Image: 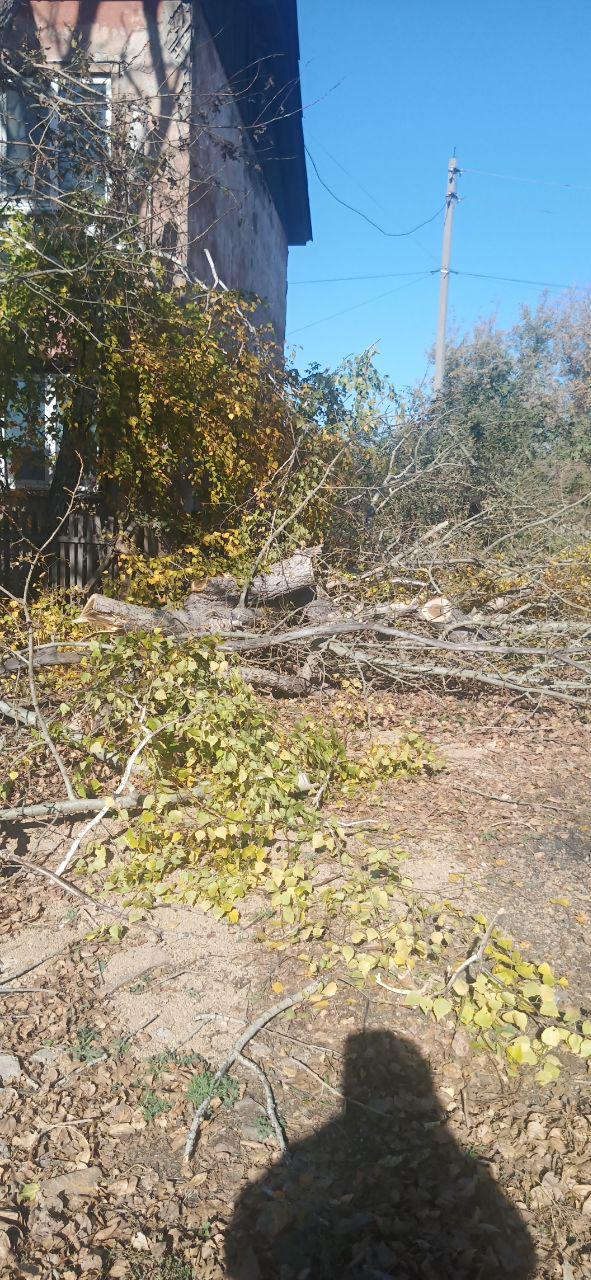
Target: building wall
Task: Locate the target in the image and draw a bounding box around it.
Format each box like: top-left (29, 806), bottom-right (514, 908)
top-left (189, 1), bottom-right (288, 342)
top-left (11, 0), bottom-right (289, 340)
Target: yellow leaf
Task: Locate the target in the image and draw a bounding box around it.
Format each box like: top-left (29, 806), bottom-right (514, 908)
top-left (473, 1007), bottom-right (494, 1029)
top-left (507, 1035), bottom-right (537, 1066)
top-left (323, 982), bottom-right (338, 998)
top-left (271, 981), bottom-right (284, 995)
top-left (432, 997), bottom-right (452, 1022)
top-left (541, 1026), bottom-right (562, 1048)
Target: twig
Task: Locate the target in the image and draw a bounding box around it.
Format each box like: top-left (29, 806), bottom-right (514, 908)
top-left (55, 1014), bottom-right (160, 1087)
top-left (440, 909), bottom-right (505, 994)
top-left (0, 947), bottom-right (70, 984)
top-left (56, 720), bottom-right (175, 877)
top-left (32, 1115), bottom-right (101, 1153)
top-left (376, 973), bottom-right (429, 996)
top-left (256, 1046), bottom-right (388, 1117)
top-left (236, 1051), bottom-right (287, 1154)
top-left (0, 987), bottom-right (63, 996)
top-left (450, 783), bottom-right (582, 815)
top-left (2, 851), bottom-right (124, 918)
top-left (183, 979), bottom-right (321, 1159)
top-left (18, 465), bottom-right (85, 802)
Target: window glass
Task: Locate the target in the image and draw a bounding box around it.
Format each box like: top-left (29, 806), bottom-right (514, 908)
top-left (0, 87), bottom-right (39, 199)
top-left (1, 381), bottom-right (55, 490)
top-left (56, 76), bottom-right (111, 197)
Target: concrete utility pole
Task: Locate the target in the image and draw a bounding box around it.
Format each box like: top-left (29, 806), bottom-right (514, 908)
top-left (434, 155), bottom-right (460, 393)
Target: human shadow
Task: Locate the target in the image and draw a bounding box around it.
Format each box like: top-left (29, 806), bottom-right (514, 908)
top-left (225, 1030), bottom-right (536, 1280)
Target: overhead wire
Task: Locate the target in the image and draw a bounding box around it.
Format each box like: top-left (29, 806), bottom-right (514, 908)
top-left (291, 269), bottom-right (438, 285)
top-left (306, 129), bottom-right (389, 213)
top-left (287, 272), bottom-right (434, 337)
top-left (305, 146), bottom-right (446, 239)
top-left (452, 269), bottom-right (590, 292)
top-left (290, 268), bottom-right (589, 291)
top-left (461, 167), bottom-right (590, 193)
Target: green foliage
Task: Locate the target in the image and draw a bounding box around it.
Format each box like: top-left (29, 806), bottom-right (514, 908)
top-left (128, 1261), bottom-right (194, 1280)
top-left (60, 632), bottom-right (439, 922)
top-left (72, 1024), bottom-right (103, 1062)
top-left (186, 1069), bottom-right (239, 1110)
top-left (140, 1090), bottom-right (174, 1124)
top-left (0, 224), bottom-right (294, 529)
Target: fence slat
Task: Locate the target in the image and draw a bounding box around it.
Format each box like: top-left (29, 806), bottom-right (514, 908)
top-left (0, 495), bottom-right (148, 593)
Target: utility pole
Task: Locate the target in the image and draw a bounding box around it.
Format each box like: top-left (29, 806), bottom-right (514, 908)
top-left (434, 155), bottom-right (459, 393)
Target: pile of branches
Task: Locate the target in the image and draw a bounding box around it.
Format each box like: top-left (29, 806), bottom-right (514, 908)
top-left (37, 544), bottom-right (591, 710)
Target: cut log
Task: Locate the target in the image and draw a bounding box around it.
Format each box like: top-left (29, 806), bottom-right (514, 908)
top-left (247, 547), bottom-right (321, 606)
top-left (78, 548), bottom-right (321, 634)
top-left (79, 578), bottom-right (254, 636)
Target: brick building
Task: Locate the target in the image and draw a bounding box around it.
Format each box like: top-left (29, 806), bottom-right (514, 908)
top-left (1, 0), bottom-right (312, 341)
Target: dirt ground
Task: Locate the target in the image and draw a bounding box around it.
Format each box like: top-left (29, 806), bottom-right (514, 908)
top-left (0, 691), bottom-right (590, 1279)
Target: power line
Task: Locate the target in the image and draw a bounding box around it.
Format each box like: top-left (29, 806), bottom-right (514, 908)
top-left (306, 130), bottom-right (389, 214)
top-left (453, 269), bottom-right (591, 292)
top-left (290, 267), bottom-right (589, 292)
top-left (462, 167), bottom-right (591, 193)
top-left (291, 269), bottom-right (438, 285)
top-left (305, 146), bottom-right (446, 238)
top-left (287, 273), bottom-right (433, 337)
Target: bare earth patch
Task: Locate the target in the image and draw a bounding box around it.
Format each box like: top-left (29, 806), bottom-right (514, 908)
top-left (0, 692), bottom-right (590, 1278)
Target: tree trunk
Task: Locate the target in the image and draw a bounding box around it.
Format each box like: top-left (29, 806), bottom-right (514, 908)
top-left (247, 547), bottom-right (320, 605)
top-left (79, 581), bottom-right (254, 635)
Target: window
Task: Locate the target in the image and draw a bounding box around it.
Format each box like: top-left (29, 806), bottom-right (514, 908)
top-left (1, 381), bottom-right (57, 491)
top-left (56, 74), bottom-right (111, 199)
top-left (0, 87), bottom-right (41, 205)
top-left (0, 73), bottom-right (112, 207)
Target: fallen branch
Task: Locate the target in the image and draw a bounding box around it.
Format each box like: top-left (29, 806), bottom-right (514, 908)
top-left (2, 851), bottom-right (125, 918)
top-left (0, 792), bottom-right (143, 824)
top-left (236, 1051), bottom-right (287, 1154)
top-left (1, 643), bottom-right (95, 674)
top-left (2, 645), bottom-right (309, 698)
top-left (183, 979), bottom-right (321, 1160)
top-left (0, 698), bottom-right (36, 727)
top-left (247, 547), bottom-right (320, 606)
top-left (237, 665), bottom-right (310, 696)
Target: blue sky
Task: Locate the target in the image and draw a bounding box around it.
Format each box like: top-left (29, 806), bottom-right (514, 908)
top-left (286, 0), bottom-right (591, 391)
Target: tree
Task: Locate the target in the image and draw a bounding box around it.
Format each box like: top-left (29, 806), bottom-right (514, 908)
top-left (0, 46), bottom-right (296, 544)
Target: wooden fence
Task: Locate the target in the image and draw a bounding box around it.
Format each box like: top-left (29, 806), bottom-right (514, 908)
top-left (1, 494), bottom-right (156, 592)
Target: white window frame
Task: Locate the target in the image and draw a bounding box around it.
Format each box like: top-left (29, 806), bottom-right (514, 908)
top-left (50, 72), bottom-right (112, 203)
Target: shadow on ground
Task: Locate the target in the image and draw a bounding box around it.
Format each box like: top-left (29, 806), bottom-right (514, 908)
top-left (226, 1030), bottom-right (536, 1280)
